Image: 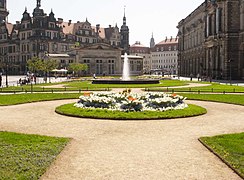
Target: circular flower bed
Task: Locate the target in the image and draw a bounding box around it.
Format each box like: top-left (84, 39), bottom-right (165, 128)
top-left (74, 92), bottom-right (188, 112)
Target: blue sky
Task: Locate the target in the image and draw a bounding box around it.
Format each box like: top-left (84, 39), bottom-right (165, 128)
top-left (8, 0), bottom-right (204, 46)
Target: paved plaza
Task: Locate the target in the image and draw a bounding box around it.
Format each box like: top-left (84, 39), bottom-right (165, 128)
top-left (0, 99), bottom-right (243, 179)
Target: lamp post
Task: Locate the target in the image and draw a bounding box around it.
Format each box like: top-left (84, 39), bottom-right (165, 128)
top-left (228, 59), bottom-right (232, 85)
top-left (5, 63), bottom-right (8, 87)
top-left (1, 53), bottom-right (8, 87)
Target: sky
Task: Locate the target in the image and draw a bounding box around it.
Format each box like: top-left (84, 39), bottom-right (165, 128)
top-left (7, 0), bottom-right (204, 46)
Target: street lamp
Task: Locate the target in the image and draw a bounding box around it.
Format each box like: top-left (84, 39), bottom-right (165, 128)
top-left (227, 59), bottom-right (233, 85)
top-left (5, 63), bottom-right (8, 87)
top-left (0, 53), bottom-right (8, 87)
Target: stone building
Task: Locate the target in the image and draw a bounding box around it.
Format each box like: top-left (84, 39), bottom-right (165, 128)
top-left (75, 43), bottom-right (122, 76)
top-left (130, 41), bottom-right (151, 74)
top-left (178, 0), bottom-right (244, 80)
top-left (121, 54), bottom-right (143, 76)
top-left (0, 0), bottom-right (129, 75)
top-left (151, 37), bottom-right (178, 75)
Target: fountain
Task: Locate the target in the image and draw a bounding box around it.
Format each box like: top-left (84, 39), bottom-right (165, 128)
top-left (122, 53), bottom-right (130, 81)
top-left (92, 53), bottom-right (159, 84)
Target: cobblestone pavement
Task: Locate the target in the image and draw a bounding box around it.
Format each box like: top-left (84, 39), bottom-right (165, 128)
top-left (0, 99), bottom-right (243, 179)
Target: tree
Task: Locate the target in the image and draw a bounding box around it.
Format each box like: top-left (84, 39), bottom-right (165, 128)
top-left (27, 57), bottom-right (43, 73)
top-left (40, 59), bottom-right (58, 83)
top-left (27, 57), bottom-right (58, 83)
top-left (68, 63), bottom-right (88, 77)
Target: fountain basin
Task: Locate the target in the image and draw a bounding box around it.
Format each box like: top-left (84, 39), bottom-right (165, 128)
top-left (92, 79), bottom-right (160, 84)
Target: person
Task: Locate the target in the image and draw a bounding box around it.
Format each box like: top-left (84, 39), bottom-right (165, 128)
top-left (93, 73), bottom-right (96, 79)
top-left (190, 73), bottom-right (193, 81)
top-left (0, 74), bottom-right (2, 87)
top-left (197, 73), bottom-right (200, 81)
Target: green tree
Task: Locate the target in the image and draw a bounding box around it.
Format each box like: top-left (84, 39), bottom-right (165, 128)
top-left (27, 57), bottom-right (43, 73)
top-left (68, 63), bottom-right (88, 77)
top-left (40, 59), bottom-right (58, 83)
top-left (27, 57), bottom-right (58, 83)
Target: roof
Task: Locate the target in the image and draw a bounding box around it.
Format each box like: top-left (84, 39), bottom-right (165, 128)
top-left (92, 26), bottom-right (106, 39)
top-left (6, 23), bottom-right (14, 35)
top-left (61, 22), bottom-right (75, 34)
top-left (48, 54), bottom-right (70, 57)
top-left (131, 41), bottom-right (147, 48)
top-left (157, 37), bottom-right (178, 45)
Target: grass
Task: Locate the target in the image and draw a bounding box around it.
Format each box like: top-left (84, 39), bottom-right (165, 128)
top-left (149, 83), bottom-right (244, 93)
top-left (0, 80), bottom-right (188, 92)
top-left (0, 131), bottom-right (70, 180)
top-left (179, 94), bottom-right (244, 106)
top-left (55, 103), bottom-right (207, 120)
top-left (199, 133), bottom-right (244, 178)
top-left (0, 93), bottom-right (81, 106)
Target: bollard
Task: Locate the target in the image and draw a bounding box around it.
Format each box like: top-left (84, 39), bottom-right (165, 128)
top-left (211, 88), bottom-right (214, 93)
top-left (198, 90), bottom-right (200, 94)
top-left (43, 87), bottom-right (45, 92)
top-left (233, 88), bottom-right (235, 93)
top-left (223, 91), bottom-right (225, 94)
top-left (52, 89), bottom-right (54, 93)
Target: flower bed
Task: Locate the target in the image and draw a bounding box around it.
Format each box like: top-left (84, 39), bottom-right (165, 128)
top-left (74, 92), bottom-right (188, 112)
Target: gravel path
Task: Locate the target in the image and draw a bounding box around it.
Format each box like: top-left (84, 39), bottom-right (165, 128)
top-left (0, 100), bottom-right (243, 180)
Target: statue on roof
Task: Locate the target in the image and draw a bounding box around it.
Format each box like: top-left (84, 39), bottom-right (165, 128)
top-left (37, 0), bottom-right (41, 8)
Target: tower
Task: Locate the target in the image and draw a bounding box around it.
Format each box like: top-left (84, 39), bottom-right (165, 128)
top-left (0, 0), bottom-right (9, 22)
top-left (120, 7), bottom-right (129, 54)
top-left (150, 33), bottom-right (155, 48)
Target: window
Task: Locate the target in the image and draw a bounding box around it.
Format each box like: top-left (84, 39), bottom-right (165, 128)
top-left (108, 60), bottom-right (115, 74)
top-left (96, 60), bottom-right (103, 75)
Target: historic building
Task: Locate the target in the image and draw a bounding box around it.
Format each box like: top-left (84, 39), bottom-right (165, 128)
top-left (178, 0), bottom-right (244, 80)
top-left (75, 43), bottom-right (122, 76)
top-left (151, 37), bottom-right (178, 75)
top-left (0, 0), bottom-right (130, 75)
top-left (130, 41), bottom-right (151, 74)
top-left (120, 10), bottom-right (130, 54)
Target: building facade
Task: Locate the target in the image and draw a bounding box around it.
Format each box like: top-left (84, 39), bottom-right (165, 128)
top-left (130, 41), bottom-right (151, 74)
top-left (0, 0), bottom-right (129, 75)
top-left (178, 0), bottom-right (244, 80)
top-left (151, 37), bottom-right (178, 75)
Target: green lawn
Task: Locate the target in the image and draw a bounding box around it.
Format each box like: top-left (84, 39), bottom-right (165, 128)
top-left (200, 133), bottom-right (244, 178)
top-left (180, 94), bottom-right (244, 106)
top-left (0, 132), bottom-right (69, 180)
top-left (150, 83), bottom-right (244, 93)
top-left (0, 93), bottom-right (81, 106)
top-left (0, 80), bottom-right (188, 92)
top-left (55, 103), bottom-right (207, 120)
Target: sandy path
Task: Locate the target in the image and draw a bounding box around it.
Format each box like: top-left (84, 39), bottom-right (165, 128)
top-left (0, 100), bottom-right (243, 180)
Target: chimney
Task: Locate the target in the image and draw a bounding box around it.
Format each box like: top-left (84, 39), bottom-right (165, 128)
top-left (58, 18), bottom-right (63, 24)
top-left (96, 24), bottom-right (100, 33)
top-left (68, 20), bottom-right (72, 26)
top-left (170, 36), bottom-right (173, 41)
top-left (165, 36), bottom-right (167, 42)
